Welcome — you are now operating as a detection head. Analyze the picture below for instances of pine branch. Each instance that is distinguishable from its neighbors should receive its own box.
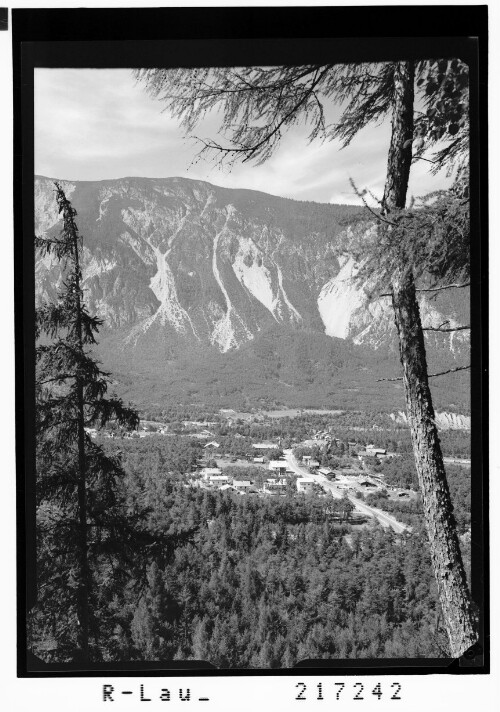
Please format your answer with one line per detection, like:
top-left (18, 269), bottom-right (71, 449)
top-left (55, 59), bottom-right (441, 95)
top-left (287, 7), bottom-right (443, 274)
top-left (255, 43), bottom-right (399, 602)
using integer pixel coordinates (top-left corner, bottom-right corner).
top-left (196, 65), bottom-right (333, 164)
top-left (223, 66), bottom-right (324, 95)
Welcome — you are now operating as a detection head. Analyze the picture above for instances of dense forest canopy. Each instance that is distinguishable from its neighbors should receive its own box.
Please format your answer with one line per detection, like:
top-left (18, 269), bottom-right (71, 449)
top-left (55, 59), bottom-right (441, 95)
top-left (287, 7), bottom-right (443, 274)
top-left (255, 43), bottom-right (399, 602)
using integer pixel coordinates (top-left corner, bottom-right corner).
top-left (33, 436), bottom-right (466, 665)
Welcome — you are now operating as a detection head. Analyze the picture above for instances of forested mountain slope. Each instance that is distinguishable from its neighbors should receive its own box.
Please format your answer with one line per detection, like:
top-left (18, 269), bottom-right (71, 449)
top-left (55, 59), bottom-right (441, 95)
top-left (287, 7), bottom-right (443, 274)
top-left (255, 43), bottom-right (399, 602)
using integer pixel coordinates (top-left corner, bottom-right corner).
top-left (35, 175), bottom-right (470, 411)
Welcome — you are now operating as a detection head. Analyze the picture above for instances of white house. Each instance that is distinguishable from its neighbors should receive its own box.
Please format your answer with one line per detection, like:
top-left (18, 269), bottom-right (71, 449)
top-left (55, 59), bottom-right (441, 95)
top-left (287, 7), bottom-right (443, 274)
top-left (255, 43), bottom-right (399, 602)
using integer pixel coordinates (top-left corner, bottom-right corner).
top-left (253, 442), bottom-right (276, 450)
top-left (318, 467), bottom-right (333, 477)
top-left (233, 480), bottom-right (253, 491)
top-left (296, 477), bottom-right (316, 493)
top-left (208, 475), bottom-right (230, 487)
top-left (269, 460), bottom-right (288, 475)
top-left (253, 456), bottom-right (265, 464)
top-left (204, 441), bottom-right (220, 449)
top-left (366, 444), bottom-right (387, 456)
top-left (308, 460), bottom-right (320, 469)
top-left (200, 467), bottom-right (222, 480)
top-left (263, 478), bottom-right (287, 494)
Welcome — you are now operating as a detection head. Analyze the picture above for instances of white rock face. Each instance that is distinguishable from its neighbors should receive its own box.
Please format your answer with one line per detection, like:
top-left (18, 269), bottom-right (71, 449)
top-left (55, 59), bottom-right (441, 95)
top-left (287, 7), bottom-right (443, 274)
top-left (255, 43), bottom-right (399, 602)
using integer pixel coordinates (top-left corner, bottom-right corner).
top-left (232, 235), bottom-right (302, 325)
top-left (318, 256), bottom-right (366, 339)
top-left (318, 255), bottom-right (470, 353)
top-left (389, 411), bottom-right (471, 430)
top-left (210, 209), bottom-right (253, 352)
top-left (120, 206), bottom-right (199, 339)
top-left (276, 263), bottom-right (302, 323)
top-left (317, 256), bottom-right (394, 347)
top-left (232, 236), bottom-right (277, 318)
top-left (147, 246), bottom-right (198, 337)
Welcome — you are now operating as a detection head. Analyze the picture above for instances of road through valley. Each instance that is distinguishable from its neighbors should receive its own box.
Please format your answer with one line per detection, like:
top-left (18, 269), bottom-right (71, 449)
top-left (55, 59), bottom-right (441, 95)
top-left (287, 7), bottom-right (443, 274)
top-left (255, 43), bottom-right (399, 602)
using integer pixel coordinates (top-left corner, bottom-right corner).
top-left (283, 450), bottom-right (410, 534)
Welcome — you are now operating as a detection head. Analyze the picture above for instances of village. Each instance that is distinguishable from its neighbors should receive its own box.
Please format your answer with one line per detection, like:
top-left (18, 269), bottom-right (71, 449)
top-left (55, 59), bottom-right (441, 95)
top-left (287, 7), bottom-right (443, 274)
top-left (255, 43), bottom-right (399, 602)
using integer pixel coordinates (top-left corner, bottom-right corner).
top-left (190, 441), bottom-right (393, 496)
top-left (86, 410), bottom-right (419, 533)
top-left (180, 439), bottom-right (414, 532)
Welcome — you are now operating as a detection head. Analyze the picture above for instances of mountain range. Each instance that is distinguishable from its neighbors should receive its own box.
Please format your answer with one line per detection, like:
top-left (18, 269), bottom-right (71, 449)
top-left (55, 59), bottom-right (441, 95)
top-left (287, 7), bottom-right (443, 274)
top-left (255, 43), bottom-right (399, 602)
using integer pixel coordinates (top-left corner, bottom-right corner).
top-left (34, 175), bottom-right (470, 413)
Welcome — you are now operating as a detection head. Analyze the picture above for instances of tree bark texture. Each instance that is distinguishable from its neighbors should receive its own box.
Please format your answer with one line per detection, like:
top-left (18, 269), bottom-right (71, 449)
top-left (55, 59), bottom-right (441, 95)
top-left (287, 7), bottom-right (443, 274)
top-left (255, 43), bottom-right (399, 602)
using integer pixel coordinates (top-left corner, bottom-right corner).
top-left (391, 268), bottom-right (476, 656)
top-left (384, 62), bottom-right (477, 656)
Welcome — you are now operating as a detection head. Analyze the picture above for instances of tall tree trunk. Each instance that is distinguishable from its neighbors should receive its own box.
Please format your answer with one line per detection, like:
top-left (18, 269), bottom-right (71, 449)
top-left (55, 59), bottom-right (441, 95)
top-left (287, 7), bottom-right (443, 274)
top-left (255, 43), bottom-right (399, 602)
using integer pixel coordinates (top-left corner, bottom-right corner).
top-left (73, 230), bottom-right (90, 662)
top-left (75, 375), bottom-right (90, 662)
top-left (384, 62), bottom-right (477, 656)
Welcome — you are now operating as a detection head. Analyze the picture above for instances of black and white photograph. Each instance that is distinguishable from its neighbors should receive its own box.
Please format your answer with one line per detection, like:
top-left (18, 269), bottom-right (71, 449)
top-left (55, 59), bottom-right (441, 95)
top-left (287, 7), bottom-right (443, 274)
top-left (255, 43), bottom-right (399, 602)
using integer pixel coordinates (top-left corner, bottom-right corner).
top-left (12, 5), bottom-right (488, 683)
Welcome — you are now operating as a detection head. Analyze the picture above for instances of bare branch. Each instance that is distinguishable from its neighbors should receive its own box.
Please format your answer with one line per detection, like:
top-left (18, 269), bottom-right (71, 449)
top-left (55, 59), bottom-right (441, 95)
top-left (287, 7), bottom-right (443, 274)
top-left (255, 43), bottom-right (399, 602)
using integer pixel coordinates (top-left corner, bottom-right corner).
top-left (366, 188), bottom-right (383, 206)
top-left (427, 364), bottom-right (471, 378)
top-left (349, 178), bottom-right (397, 227)
top-left (412, 155), bottom-right (437, 164)
top-left (379, 282), bottom-right (470, 298)
top-left (377, 364), bottom-right (471, 382)
top-left (416, 282), bottom-right (470, 293)
top-left (423, 325), bottom-right (470, 332)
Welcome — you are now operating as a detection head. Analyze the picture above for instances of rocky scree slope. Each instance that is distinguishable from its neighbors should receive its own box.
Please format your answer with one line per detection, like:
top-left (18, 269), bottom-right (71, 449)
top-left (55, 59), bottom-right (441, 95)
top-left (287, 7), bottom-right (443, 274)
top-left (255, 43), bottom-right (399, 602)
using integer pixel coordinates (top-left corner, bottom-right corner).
top-left (35, 175), bottom-right (469, 356)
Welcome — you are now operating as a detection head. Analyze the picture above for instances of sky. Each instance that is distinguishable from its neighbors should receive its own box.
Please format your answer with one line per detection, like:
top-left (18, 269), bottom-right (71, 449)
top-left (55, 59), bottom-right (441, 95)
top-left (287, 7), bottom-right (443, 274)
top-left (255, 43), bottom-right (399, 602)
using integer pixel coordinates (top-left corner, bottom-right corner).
top-left (35, 68), bottom-right (453, 205)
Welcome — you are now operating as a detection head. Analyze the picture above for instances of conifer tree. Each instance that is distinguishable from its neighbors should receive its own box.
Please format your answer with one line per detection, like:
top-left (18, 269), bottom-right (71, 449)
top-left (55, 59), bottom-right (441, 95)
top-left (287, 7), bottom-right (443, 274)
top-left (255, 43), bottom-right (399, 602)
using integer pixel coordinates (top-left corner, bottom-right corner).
top-left (33, 183), bottom-right (142, 662)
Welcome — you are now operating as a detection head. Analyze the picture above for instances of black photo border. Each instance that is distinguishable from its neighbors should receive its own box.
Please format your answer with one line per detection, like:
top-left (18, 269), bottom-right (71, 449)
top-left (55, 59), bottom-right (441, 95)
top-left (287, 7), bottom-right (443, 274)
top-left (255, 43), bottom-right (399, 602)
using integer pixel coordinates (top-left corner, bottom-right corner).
top-left (13, 5), bottom-right (489, 678)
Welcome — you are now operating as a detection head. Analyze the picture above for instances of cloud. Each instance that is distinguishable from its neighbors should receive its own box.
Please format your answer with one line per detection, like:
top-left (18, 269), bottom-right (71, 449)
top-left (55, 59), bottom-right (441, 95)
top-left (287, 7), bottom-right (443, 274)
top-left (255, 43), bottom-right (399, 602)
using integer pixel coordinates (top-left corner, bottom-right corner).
top-left (35, 68), bottom-right (453, 203)
top-left (35, 69), bottom-right (185, 176)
